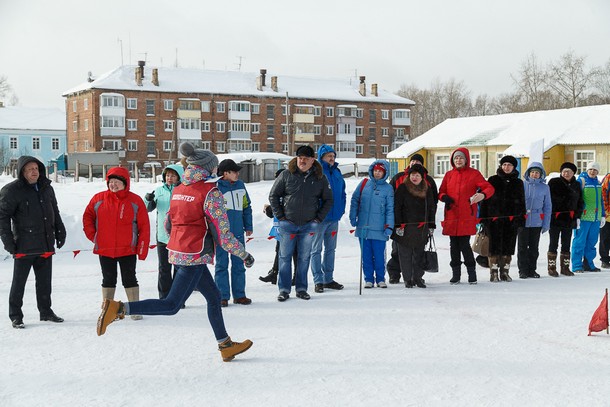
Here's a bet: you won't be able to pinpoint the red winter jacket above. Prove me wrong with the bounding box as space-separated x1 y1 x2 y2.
83 167 150 259
438 148 494 236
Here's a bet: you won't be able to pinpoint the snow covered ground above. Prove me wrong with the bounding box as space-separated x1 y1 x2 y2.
1 172 610 407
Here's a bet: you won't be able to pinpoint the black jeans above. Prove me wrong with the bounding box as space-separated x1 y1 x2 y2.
449 236 475 269
548 226 572 254
156 242 174 299
518 227 542 273
600 222 610 263
99 255 138 288
9 256 53 320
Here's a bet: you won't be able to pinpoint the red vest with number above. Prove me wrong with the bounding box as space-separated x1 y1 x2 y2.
166 180 216 255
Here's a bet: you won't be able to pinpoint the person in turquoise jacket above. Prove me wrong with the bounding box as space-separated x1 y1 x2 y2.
517 161 552 279
349 159 394 288
145 163 184 299
215 159 253 306
572 162 606 272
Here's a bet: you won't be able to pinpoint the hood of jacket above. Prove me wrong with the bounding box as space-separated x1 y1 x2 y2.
524 161 547 182
317 144 336 162
368 159 390 183
17 155 47 184
106 166 131 191
450 147 471 171
162 163 185 185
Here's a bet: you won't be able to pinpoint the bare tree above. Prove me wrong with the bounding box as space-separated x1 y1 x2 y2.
0 75 11 100
590 58 610 104
510 52 555 111
545 51 595 107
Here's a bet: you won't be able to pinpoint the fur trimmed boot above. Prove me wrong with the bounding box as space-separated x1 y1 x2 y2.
218 337 253 362
548 252 558 277
125 287 143 320
489 256 500 282
500 256 513 282
560 252 574 276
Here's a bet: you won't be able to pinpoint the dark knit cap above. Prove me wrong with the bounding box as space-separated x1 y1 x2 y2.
179 142 218 173
500 155 518 167
295 145 315 158
410 153 424 165
560 162 577 173
408 163 427 178
107 174 127 186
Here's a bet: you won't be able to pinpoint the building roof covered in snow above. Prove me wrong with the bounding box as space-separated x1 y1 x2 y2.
63 65 414 105
388 104 610 158
0 106 66 131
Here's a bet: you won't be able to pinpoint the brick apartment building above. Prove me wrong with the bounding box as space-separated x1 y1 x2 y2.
63 62 414 173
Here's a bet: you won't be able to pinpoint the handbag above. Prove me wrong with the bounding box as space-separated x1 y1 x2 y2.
422 235 439 273
471 225 490 257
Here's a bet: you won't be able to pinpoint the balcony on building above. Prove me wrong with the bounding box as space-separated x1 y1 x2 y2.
177 99 201 140
228 101 251 121
228 119 252 142
227 139 253 152
392 109 411 126
391 131 408 151
100 93 126 137
293 123 315 142
293 104 315 125
336 141 356 159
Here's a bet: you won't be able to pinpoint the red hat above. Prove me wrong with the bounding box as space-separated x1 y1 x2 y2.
373 163 386 174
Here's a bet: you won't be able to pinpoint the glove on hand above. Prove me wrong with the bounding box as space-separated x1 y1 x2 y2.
396 227 405 237
601 218 607 228
541 227 549 234
145 191 155 202
441 195 454 209
384 228 393 237
4 241 16 255
244 253 255 268
56 238 65 249
576 219 581 230
429 229 435 236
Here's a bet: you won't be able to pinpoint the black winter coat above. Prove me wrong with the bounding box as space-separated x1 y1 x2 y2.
479 168 525 256
269 158 333 226
548 175 584 228
391 178 436 249
0 156 66 256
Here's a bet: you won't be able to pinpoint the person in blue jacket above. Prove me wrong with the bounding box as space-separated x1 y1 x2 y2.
349 160 394 288
145 163 184 299
311 145 347 293
517 161 552 279
215 159 253 306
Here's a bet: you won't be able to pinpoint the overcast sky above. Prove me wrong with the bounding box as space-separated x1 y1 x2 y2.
1 0 609 110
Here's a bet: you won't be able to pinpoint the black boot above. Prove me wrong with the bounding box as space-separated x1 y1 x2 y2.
259 269 278 284
450 267 461 284
466 266 477 285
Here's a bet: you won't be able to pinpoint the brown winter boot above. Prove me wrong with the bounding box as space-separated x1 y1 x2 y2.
560 252 574 276
97 299 125 336
125 286 143 320
489 256 500 282
547 252 558 277
500 256 513 282
218 337 253 362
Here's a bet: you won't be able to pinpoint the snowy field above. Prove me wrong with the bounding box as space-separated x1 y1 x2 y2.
1 172 610 407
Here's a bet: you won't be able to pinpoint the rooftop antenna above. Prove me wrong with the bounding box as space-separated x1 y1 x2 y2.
174 48 179 68
236 56 244 71
117 38 124 66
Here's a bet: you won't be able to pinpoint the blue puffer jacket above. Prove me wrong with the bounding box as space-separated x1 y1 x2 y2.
523 161 551 229
146 164 184 244
317 145 346 222
349 159 394 241
217 177 253 239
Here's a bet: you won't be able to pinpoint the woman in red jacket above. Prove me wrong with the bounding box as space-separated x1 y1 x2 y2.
83 166 150 319
438 148 494 284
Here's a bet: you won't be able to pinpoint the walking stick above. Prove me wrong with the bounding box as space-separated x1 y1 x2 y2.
359 237 363 295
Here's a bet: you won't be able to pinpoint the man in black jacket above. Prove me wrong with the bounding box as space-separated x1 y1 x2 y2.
0 156 66 328
269 145 333 302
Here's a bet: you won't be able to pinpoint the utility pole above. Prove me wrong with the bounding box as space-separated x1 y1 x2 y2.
285 92 291 156
236 56 244 71
117 38 123 65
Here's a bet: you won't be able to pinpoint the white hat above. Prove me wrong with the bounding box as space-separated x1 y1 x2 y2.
586 161 601 172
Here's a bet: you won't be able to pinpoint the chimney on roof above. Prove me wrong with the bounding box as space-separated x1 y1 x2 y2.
135 67 142 86
152 68 159 86
260 69 267 87
87 71 94 83
359 76 366 96
371 83 378 97
271 76 278 92
138 60 146 78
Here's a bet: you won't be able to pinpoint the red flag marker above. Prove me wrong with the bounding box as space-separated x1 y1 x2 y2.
540 213 545 220
508 216 514 222
569 211 575 219
492 217 498 222
267 235 275 240
555 212 560 219
290 234 296 240
349 229 355 234
417 222 425 228
246 237 253 243
588 289 609 336
331 231 337 237
149 244 157 249
14 253 26 259
73 250 81 258
41 252 54 258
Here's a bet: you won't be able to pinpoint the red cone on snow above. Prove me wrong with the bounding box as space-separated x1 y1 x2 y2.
588 289 609 336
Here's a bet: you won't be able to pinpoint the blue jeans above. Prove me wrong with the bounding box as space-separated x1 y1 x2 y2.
310 220 339 284
214 235 246 300
278 220 318 293
127 264 228 341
